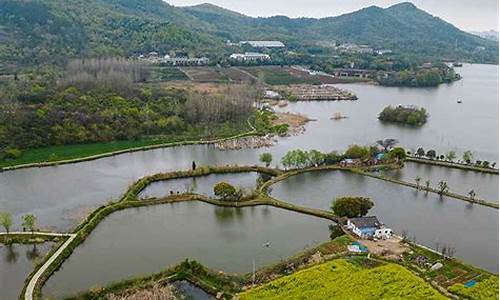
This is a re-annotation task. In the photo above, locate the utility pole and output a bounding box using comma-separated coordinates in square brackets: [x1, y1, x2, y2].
[252, 259, 255, 288]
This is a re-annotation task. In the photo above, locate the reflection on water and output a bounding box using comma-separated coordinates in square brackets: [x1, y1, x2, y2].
[271, 170, 499, 273]
[0, 243, 54, 300]
[43, 202, 332, 299]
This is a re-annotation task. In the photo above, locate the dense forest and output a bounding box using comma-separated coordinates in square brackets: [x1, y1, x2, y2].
[0, 58, 257, 159]
[0, 0, 497, 72]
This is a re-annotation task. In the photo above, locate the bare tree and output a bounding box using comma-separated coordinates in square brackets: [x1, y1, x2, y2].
[61, 58, 145, 95]
[376, 138, 399, 152]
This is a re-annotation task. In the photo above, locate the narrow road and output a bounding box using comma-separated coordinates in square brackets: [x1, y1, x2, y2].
[24, 234, 77, 300]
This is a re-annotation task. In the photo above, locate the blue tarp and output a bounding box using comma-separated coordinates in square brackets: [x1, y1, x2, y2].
[464, 280, 477, 288]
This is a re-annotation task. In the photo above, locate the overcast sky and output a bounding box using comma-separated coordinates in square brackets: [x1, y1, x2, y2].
[167, 0, 498, 31]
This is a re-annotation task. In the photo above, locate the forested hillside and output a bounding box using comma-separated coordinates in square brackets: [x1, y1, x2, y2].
[0, 0, 497, 72]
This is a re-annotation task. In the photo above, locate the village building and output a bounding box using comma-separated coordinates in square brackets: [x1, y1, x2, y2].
[347, 216, 393, 239]
[336, 43, 374, 54]
[339, 158, 362, 167]
[332, 68, 374, 79]
[376, 49, 393, 55]
[161, 56, 209, 66]
[230, 52, 271, 62]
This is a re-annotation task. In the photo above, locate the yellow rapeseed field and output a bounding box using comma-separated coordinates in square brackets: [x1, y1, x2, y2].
[239, 259, 446, 300]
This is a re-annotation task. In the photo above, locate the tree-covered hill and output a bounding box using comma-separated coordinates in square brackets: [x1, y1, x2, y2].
[0, 0, 497, 72]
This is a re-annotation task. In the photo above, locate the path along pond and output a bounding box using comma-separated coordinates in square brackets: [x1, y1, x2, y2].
[0, 64, 498, 298]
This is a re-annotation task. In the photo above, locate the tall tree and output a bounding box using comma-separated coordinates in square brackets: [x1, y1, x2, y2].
[22, 214, 37, 233]
[259, 152, 273, 167]
[0, 212, 13, 234]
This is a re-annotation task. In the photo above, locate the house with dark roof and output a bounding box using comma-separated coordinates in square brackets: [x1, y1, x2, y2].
[347, 216, 392, 239]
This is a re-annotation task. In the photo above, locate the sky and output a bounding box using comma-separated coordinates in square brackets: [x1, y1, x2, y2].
[167, 0, 499, 31]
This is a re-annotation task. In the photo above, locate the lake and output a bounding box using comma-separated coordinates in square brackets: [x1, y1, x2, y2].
[42, 202, 332, 298]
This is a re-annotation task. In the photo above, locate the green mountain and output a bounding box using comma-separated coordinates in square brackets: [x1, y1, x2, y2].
[0, 0, 497, 71]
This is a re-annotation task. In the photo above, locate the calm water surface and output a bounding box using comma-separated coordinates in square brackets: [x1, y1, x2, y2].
[0, 64, 497, 232]
[140, 172, 260, 199]
[270, 170, 499, 273]
[42, 202, 332, 298]
[382, 162, 499, 202]
[0, 243, 54, 300]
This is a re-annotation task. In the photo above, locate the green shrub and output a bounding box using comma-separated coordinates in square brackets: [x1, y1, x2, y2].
[331, 196, 374, 218]
[214, 182, 238, 201]
[2, 147, 22, 160]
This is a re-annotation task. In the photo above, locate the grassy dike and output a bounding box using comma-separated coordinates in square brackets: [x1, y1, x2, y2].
[407, 157, 499, 174]
[353, 169, 499, 209]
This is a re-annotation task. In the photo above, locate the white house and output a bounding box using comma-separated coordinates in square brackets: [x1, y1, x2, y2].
[347, 216, 392, 239]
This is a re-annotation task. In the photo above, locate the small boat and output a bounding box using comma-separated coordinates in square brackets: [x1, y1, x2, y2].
[330, 112, 348, 120]
[457, 99, 462, 103]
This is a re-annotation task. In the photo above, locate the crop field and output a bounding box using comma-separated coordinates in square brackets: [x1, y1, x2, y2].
[239, 258, 447, 300]
[144, 66, 188, 82]
[448, 276, 499, 300]
[239, 66, 368, 85]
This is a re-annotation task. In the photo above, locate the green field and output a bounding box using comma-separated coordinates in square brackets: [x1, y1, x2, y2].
[144, 66, 189, 81]
[239, 258, 446, 300]
[0, 122, 249, 168]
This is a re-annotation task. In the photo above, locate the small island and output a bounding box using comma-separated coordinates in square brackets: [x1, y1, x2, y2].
[378, 105, 428, 126]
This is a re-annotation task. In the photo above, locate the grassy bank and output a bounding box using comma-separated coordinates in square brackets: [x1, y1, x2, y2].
[1, 122, 251, 169]
[0, 233, 62, 244]
[239, 258, 447, 300]
[63, 260, 243, 300]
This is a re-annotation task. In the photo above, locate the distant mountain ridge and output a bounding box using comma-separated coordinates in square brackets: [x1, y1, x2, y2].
[0, 0, 497, 71]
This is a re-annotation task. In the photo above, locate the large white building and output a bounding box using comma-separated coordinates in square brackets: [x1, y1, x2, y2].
[230, 52, 271, 62]
[239, 40, 285, 48]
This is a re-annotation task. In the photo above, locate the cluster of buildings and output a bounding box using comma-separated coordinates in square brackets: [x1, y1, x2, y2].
[228, 40, 285, 63]
[138, 52, 209, 66]
[335, 43, 392, 55]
